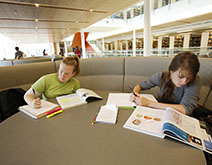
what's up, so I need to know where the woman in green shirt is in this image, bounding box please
[24,56,80,109]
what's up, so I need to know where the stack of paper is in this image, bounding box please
[95,105,118,124]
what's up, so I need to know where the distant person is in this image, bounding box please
[75,46,81,58]
[59,49,64,57]
[15,47,24,60]
[43,49,48,56]
[24,56,80,109]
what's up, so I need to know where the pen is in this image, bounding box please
[92,113,98,125]
[128,86,138,97]
[46,107,62,116]
[46,110,63,118]
[32,88,38,99]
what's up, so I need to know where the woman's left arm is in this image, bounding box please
[134,96,186,114]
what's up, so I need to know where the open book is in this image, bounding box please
[123,107,212,154]
[106,93,157,109]
[56,88,102,110]
[19,100,59,119]
[95,105,118,124]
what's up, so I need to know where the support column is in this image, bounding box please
[120,41,123,51]
[158,36,162,49]
[80,29,86,58]
[200,31,209,54]
[183,33,190,49]
[144,0,151,56]
[123,11,127,21]
[169,36,175,56]
[171,0,176,4]
[201,32,209,47]
[158,0,162,8]
[133,30,136,56]
[131,8,134,19]
[111,43,113,50]
[56,42,60,55]
[64,39,68,56]
[169,36,175,49]
[114,40,118,51]
[106,44,109,50]
[125,40,128,50]
[158,36,162,55]
[102,37,105,52]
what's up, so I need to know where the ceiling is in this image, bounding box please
[0,0,141,44]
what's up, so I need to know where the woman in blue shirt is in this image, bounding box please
[131,51,201,115]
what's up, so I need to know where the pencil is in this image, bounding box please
[92,113,98,125]
[32,88,38,99]
[128,86,138,97]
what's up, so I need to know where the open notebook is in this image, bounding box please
[19,100,59,119]
[106,93,157,109]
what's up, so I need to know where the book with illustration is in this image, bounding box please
[123,106,212,154]
[56,88,102,109]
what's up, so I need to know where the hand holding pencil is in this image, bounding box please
[128,86,140,103]
[32,88,41,109]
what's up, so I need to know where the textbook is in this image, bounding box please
[106,93,157,109]
[56,88,102,109]
[95,105,118,124]
[19,100,59,119]
[123,106,212,154]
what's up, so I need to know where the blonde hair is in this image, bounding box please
[61,55,80,75]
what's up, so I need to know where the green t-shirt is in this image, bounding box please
[32,73,80,99]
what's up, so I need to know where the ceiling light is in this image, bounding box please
[90,9,93,12]
[35,3,39,8]
[35,27,38,29]
[35,19,38,22]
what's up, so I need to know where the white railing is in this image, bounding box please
[85,47,212,58]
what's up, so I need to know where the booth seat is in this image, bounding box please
[0,56,62,67]
[0,61,55,91]
[1,56,212,111]
[0,60,13,66]
[55,57,125,91]
[12,57,52,65]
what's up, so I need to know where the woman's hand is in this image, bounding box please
[134,96,155,107]
[32,98,41,109]
[129,92,140,102]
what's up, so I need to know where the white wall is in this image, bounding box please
[0,34,16,60]
[0,34,54,60]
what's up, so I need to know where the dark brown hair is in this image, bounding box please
[160,51,200,102]
[61,55,80,75]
